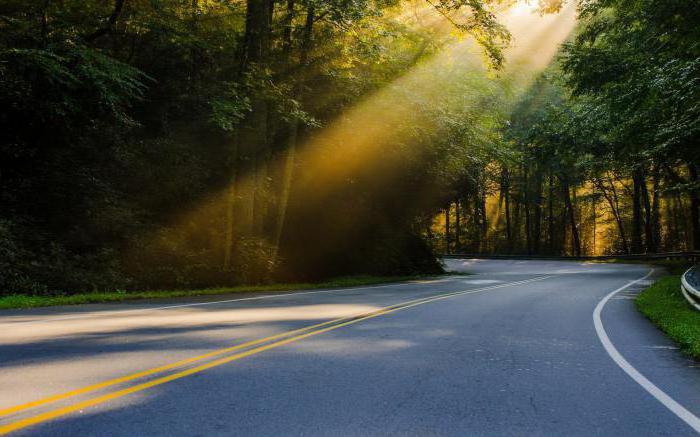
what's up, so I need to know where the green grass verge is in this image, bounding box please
[592,258,693,275]
[636,275,700,359]
[0,275,431,310]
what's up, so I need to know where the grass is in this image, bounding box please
[592,258,693,275]
[0,275,432,310]
[636,275,700,359]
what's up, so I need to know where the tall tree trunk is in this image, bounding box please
[480,174,488,253]
[547,172,554,254]
[512,186,521,249]
[523,165,531,254]
[281,0,295,58]
[272,4,315,262]
[688,163,700,250]
[224,0,272,268]
[532,168,543,254]
[560,206,567,255]
[591,193,597,255]
[445,205,451,254]
[501,168,512,251]
[455,198,461,251]
[596,177,629,254]
[223,139,239,269]
[561,175,581,257]
[670,190,683,249]
[639,168,655,252]
[631,168,644,253]
[651,166,661,251]
[238,0,272,237]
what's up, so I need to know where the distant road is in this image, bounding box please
[1,260,699,435]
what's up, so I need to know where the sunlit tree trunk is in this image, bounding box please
[631,168,644,253]
[242,0,271,234]
[480,173,488,253]
[523,165,531,254]
[547,172,554,254]
[670,190,683,249]
[223,139,239,269]
[640,169,655,253]
[501,167,512,251]
[560,206,567,256]
[444,205,451,254]
[561,175,581,257]
[532,168,543,254]
[591,193,597,255]
[455,198,461,251]
[272,4,315,263]
[595,177,629,254]
[512,180,522,251]
[224,0,272,268]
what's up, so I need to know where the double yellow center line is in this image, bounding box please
[0,275,551,434]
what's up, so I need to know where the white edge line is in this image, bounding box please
[593,269,700,433]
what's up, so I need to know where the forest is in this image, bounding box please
[0,0,698,295]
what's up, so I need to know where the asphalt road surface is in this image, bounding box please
[1,260,699,436]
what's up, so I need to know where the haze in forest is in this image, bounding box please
[0,0,698,295]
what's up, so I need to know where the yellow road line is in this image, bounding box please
[0,316,351,418]
[0,275,551,435]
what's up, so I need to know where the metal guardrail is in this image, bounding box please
[681,265,700,311]
[440,251,700,261]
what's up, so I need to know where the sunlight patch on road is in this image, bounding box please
[0,304,381,346]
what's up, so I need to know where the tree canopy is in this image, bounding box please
[1,0,698,295]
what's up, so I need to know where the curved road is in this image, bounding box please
[0,260,698,435]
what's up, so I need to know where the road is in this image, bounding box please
[0,260,699,435]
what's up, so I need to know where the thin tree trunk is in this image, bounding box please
[523,165,531,254]
[651,166,661,251]
[591,193,597,255]
[239,0,271,238]
[631,168,644,253]
[532,168,543,254]
[640,168,655,252]
[671,190,683,249]
[504,184,512,252]
[84,0,126,42]
[502,168,512,251]
[455,198,461,251]
[689,163,700,250]
[271,4,314,262]
[561,175,581,256]
[480,174,488,253]
[223,139,238,269]
[281,0,295,58]
[513,187,521,250]
[445,205,451,254]
[596,177,629,254]
[547,172,554,253]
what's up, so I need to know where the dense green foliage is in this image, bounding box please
[437,0,700,257]
[636,275,700,359]
[0,0,510,294]
[2,0,699,295]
